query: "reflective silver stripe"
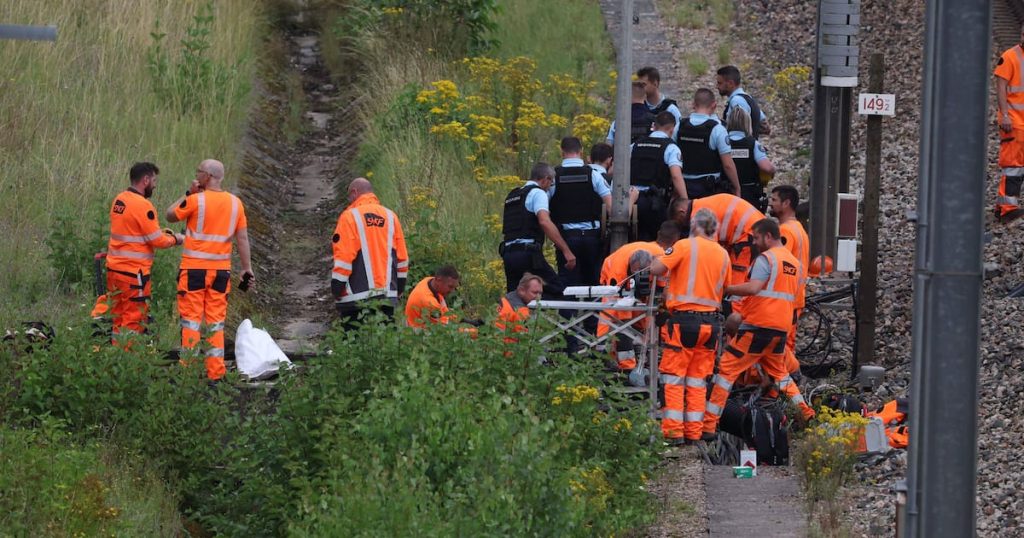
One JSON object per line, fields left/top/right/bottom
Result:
{"left": 396, "top": 260, "right": 409, "bottom": 269}
{"left": 706, "top": 402, "right": 723, "bottom": 415}
{"left": 331, "top": 273, "right": 349, "bottom": 283}
{"left": 684, "top": 376, "right": 705, "bottom": 388}
{"left": 209, "top": 322, "right": 225, "bottom": 332}
{"left": 790, "top": 394, "right": 806, "bottom": 405}
{"left": 617, "top": 350, "right": 636, "bottom": 360}
{"left": 182, "top": 249, "right": 231, "bottom": 261}
{"left": 1002, "top": 167, "right": 1024, "bottom": 176}
{"left": 758, "top": 290, "right": 796, "bottom": 301}
{"left": 718, "top": 197, "right": 740, "bottom": 242}
{"left": 108, "top": 249, "right": 154, "bottom": 260}
{"left": 337, "top": 289, "right": 386, "bottom": 303}
{"left": 135, "top": 273, "right": 145, "bottom": 299}
{"left": 1010, "top": 102, "right": 1024, "bottom": 110}
{"left": 731, "top": 208, "right": 757, "bottom": 244}
{"left": 686, "top": 237, "right": 699, "bottom": 297}
{"left": 180, "top": 319, "right": 202, "bottom": 331}
{"left": 383, "top": 209, "right": 395, "bottom": 294}
{"left": 660, "top": 374, "right": 685, "bottom": 386}
{"left": 714, "top": 248, "right": 730, "bottom": 297}
{"left": 684, "top": 411, "right": 705, "bottom": 422}
{"left": 226, "top": 195, "right": 239, "bottom": 239}
{"left": 778, "top": 376, "right": 793, "bottom": 389}
{"left": 196, "top": 193, "right": 206, "bottom": 234}
{"left": 663, "top": 409, "right": 687, "bottom": 421}
{"left": 668, "top": 293, "right": 721, "bottom": 308}
{"left": 1012, "top": 47, "right": 1024, "bottom": 92}
{"left": 998, "top": 195, "right": 1019, "bottom": 205}
{"left": 186, "top": 229, "right": 231, "bottom": 242}
{"left": 763, "top": 250, "right": 780, "bottom": 291}
{"left": 334, "top": 260, "right": 352, "bottom": 271}
{"left": 714, "top": 375, "right": 733, "bottom": 392}
{"left": 110, "top": 230, "right": 165, "bottom": 243}
{"left": 207, "top": 348, "right": 225, "bottom": 358}
{"left": 351, "top": 208, "right": 376, "bottom": 288}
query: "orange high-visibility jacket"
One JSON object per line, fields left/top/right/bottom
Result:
{"left": 741, "top": 246, "right": 800, "bottom": 332}
{"left": 332, "top": 193, "right": 409, "bottom": 304}
{"left": 495, "top": 292, "right": 531, "bottom": 336}
{"left": 600, "top": 241, "right": 665, "bottom": 287}
{"left": 867, "top": 399, "right": 908, "bottom": 426}
{"left": 405, "top": 277, "right": 450, "bottom": 329}
{"left": 692, "top": 193, "right": 762, "bottom": 247}
{"left": 780, "top": 219, "right": 809, "bottom": 308}
{"left": 173, "top": 191, "right": 247, "bottom": 270}
{"left": 995, "top": 44, "right": 1024, "bottom": 127}
{"left": 660, "top": 236, "right": 731, "bottom": 313}
{"left": 106, "top": 188, "right": 177, "bottom": 274}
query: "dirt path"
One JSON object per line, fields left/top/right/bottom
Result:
{"left": 270, "top": 15, "right": 354, "bottom": 354}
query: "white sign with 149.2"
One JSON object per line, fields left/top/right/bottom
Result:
{"left": 858, "top": 93, "right": 895, "bottom": 116}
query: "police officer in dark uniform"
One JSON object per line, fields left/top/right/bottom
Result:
{"left": 727, "top": 108, "right": 776, "bottom": 211}
{"left": 630, "top": 111, "right": 686, "bottom": 241}
{"left": 500, "top": 162, "right": 574, "bottom": 297}
{"left": 716, "top": 65, "right": 771, "bottom": 139}
{"left": 550, "top": 137, "right": 613, "bottom": 288}
{"left": 678, "top": 88, "right": 740, "bottom": 199}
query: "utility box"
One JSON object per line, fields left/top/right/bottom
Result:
{"left": 818, "top": 0, "right": 861, "bottom": 87}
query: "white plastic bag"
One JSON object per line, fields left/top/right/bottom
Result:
{"left": 235, "top": 319, "right": 292, "bottom": 379}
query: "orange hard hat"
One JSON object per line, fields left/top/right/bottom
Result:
{"left": 809, "top": 255, "right": 833, "bottom": 277}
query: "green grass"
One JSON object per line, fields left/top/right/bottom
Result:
{"left": 491, "top": 0, "right": 614, "bottom": 78}
{"left": 717, "top": 42, "right": 732, "bottom": 64}
{"left": 672, "top": 3, "right": 706, "bottom": 29}
{"left": 0, "top": 0, "right": 264, "bottom": 322}
{"left": 664, "top": 0, "right": 734, "bottom": 30}
{"left": 685, "top": 52, "right": 710, "bottom": 76}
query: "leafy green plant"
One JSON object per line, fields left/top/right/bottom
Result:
{"left": 717, "top": 42, "right": 732, "bottom": 65}
{"left": 685, "top": 52, "right": 710, "bottom": 76}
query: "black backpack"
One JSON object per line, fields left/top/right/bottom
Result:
{"left": 719, "top": 394, "right": 789, "bottom": 466}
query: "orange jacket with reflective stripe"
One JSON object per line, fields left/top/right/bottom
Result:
{"left": 495, "top": 293, "right": 531, "bottom": 337}
{"left": 106, "top": 188, "right": 177, "bottom": 274}
{"left": 332, "top": 193, "right": 409, "bottom": 303}
{"left": 405, "top": 277, "right": 450, "bottom": 329}
{"left": 780, "top": 219, "right": 809, "bottom": 308}
{"left": 173, "top": 190, "right": 247, "bottom": 270}
{"left": 692, "top": 194, "right": 762, "bottom": 247}
{"left": 742, "top": 246, "right": 800, "bottom": 332}
{"left": 995, "top": 45, "right": 1024, "bottom": 126}
{"left": 660, "top": 236, "right": 731, "bottom": 312}
{"left": 599, "top": 241, "right": 665, "bottom": 286}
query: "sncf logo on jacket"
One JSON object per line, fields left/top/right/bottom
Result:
{"left": 364, "top": 213, "right": 386, "bottom": 227}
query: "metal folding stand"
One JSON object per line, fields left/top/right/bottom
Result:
{"left": 528, "top": 285, "right": 661, "bottom": 417}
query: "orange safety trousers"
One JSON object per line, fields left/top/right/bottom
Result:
{"left": 177, "top": 269, "right": 230, "bottom": 380}
{"left": 997, "top": 128, "right": 1024, "bottom": 217}
{"left": 703, "top": 328, "right": 815, "bottom": 435}
{"left": 597, "top": 311, "right": 645, "bottom": 370}
{"left": 660, "top": 313, "right": 720, "bottom": 441}
{"left": 107, "top": 270, "right": 151, "bottom": 348}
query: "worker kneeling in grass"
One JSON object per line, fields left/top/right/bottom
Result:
{"left": 405, "top": 265, "right": 461, "bottom": 329}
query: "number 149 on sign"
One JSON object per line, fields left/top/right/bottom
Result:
{"left": 858, "top": 93, "right": 896, "bottom": 116}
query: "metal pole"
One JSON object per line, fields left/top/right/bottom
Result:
{"left": 608, "top": 0, "right": 633, "bottom": 252}
{"left": 906, "top": 1, "right": 988, "bottom": 536}
{"left": 854, "top": 53, "right": 884, "bottom": 378}
{"left": 0, "top": 24, "right": 57, "bottom": 42}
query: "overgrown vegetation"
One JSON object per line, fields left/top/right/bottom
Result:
{"left": 0, "top": 0, "right": 262, "bottom": 322}
{"left": 767, "top": 65, "right": 813, "bottom": 134}
{"left": 797, "top": 407, "right": 868, "bottom": 537}
{"left": 665, "top": 0, "right": 734, "bottom": 30}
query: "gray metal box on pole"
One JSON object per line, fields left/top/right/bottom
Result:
{"left": 810, "top": 0, "right": 859, "bottom": 260}
{"left": 906, "top": 1, "right": 988, "bottom": 536}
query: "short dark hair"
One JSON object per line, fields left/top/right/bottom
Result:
{"left": 129, "top": 162, "right": 159, "bottom": 183}
{"left": 636, "top": 66, "right": 660, "bottom": 84}
{"left": 590, "top": 143, "right": 613, "bottom": 164}
{"left": 716, "top": 65, "right": 741, "bottom": 85}
{"left": 752, "top": 218, "right": 781, "bottom": 240}
{"left": 631, "top": 80, "right": 647, "bottom": 98}
{"left": 693, "top": 88, "right": 716, "bottom": 108}
{"left": 771, "top": 185, "right": 800, "bottom": 209}
{"left": 654, "top": 111, "right": 677, "bottom": 128}
{"left": 435, "top": 265, "right": 460, "bottom": 280}
{"left": 530, "top": 162, "right": 555, "bottom": 181}
{"left": 560, "top": 137, "right": 583, "bottom": 154}
{"left": 657, "top": 220, "right": 682, "bottom": 244}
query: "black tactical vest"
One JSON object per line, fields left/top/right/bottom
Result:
{"left": 630, "top": 135, "right": 673, "bottom": 190}
{"left": 630, "top": 103, "right": 657, "bottom": 143}
{"left": 723, "top": 93, "right": 764, "bottom": 139}
{"left": 678, "top": 118, "right": 722, "bottom": 177}
{"left": 730, "top": 135, "right": 760, "bottom": 188}
{"left": 502, "top": 184, "right": 544, "bottom": 244}
{"left": 550, "top": 165, "right": 603, "bottom": 226}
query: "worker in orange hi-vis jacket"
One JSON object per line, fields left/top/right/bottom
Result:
{"left": 650, "top": 208, "right": 730, "bottom": 444}
{"left": 703, "top": 218, "right": 814, "bottom": 441}
{"left": 405, "top": 265, "right": 460, "bottom": 329}
{"left": 332, "top": 177, "right": 409, "bottom": 329}
{"left": 769, "top": 185, "right": 809, "bottom": 377}
{"left": 166, "top": 159, "right": 253, "bottom": 381}
{"left": 495, "top": 272, "right": 544, "bottom": 345}
{"left": 994, "top": 25, "right": 1024, "bottom": 223}
{"left": 104, "top": 162, "right": 183, "bottom": 347}
{"left": 596, "top": 220, "right": 681, "bottom": 371}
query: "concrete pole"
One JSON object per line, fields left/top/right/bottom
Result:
{"left": 0, "top": 24, "right": 57, "bottom": 42}
{"left": 854, "top": 53, "right": 884, "bottom": 378}
{"left": 608, "top": 0, "right": 633, "bottom": 252}
{"left": 906, "top": 1, "right": 988, "bottom": 536}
